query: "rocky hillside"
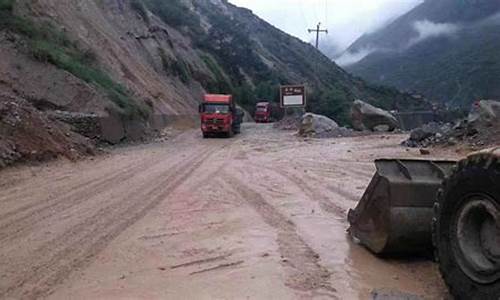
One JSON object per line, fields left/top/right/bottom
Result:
{"left": 344, "top": 0, "right": 500, "bottom": 107}
{"left": 0, "top": 0, "right": 421, "bottom": 167}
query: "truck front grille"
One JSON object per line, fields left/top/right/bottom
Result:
{"left": 206, "top": 119, "right": 225, "bottom": 125}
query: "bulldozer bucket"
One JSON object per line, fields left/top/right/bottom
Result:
{"left": 348, "top": 159, "right": 457, "bottom": 255}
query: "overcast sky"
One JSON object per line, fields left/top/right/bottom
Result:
{"left": 229, "top": 0, "right": 423, "bottom": 55}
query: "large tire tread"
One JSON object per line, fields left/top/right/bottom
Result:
{"left": 433, "top": 153, "right": 500, "bottom": 300}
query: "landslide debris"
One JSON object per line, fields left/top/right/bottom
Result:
{"left": 298, "top": 113, "right": 356, "bottom": 138}
{"left": 0, "top": 93, "right": 94, "bottom": 168}
{"left": 403, "top": 100, "right": 500, "bottom": 149}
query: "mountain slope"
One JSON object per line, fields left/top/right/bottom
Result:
{"left": 0, "top": 0, "right": 423, "bottom": 167}
{"left": 3, "top": 0, "right": 421, "bottom": 121}
{"left": 344, "top": 0, "right": 500, "bottom": 107}
{"left": 149, "top": 0, "right": 424, "bottom": 123}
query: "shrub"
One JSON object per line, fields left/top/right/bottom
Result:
{"left": 144, "top": 0, "right": 201, "bottom": 32}
{"left": 0, "top": 0, "right": 14, "bottom": 11}
{"left": 200, "top": 54, "right": 233, "bottom": 93}
{"left": 130, "top": 0, "right": 150, "bottom": 24}
{"left": 158, "top": 48, "right": 191, "bottom": 84}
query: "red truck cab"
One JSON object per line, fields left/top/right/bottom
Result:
{"left": 199, "top": 94, "right": 242, "bottom": 138}
{"left": 254, "top": 102, "right": 272, "bottom": 123}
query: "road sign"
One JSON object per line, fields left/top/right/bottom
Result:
{"left": 280, "top": 85, "right": 306, "bottom": 108}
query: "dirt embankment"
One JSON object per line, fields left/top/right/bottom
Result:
{"left": 0, "top": 93, "right": 95, "bottom": 168}
{"left": 0, "top": 124, "right": 460, "bottom": 299}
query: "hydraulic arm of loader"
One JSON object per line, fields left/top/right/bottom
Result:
{"left": 348, "top": 159, "right": 457, "bottom": 255}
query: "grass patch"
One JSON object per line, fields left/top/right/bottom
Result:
{"left": 158, "top": 48, "right": 191, "bottom": 84}
{"left": 0, "top": 0, "right": 14, "bottom": 11}
{"left": 200, "top": 54, "right": 233, "bottom": 93}
{"left": 1, "top": 1, "right": 149, "bottom": 119}
{"left": 143, "top": 0, "right": 201, "bottom": 33}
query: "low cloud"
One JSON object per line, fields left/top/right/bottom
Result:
{"left": 408, "top": 20, "right": 460, "bottom": 47}
{"left": 334, "top": 20, "right": 460, "bottom": 66}
{"left": 335, "top": 48, "right": 376, "bottom": 67}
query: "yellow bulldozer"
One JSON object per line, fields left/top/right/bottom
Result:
{"left": 348, "top": 148, "right": 500, "bottom": 299}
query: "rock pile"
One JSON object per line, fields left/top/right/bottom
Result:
{"left": 403, "top": 100, "right": 500, "bottom": 148}
{"left": 0, "top": 93, "right": 94, "bottom": 168}
{"left": 298, "top": 113, "right": 355, "bottom": 138}
{"left": 403, "top": 122, "right": 456, "bottom": 148}
{"left": 274, "top": 114, "right": 302, "bottom": 131}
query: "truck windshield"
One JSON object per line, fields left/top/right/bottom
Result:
{"left": 256, "top": 106, "right": 268, "bottom": 112}
{"left": 203, "top": 104, "right": 230, "bottom": 114}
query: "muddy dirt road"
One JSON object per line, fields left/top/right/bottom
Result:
{"left": 0, "top": 124, "right": 460, "bottom": 299}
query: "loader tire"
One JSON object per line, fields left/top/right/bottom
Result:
{"left": 433, "top": 154, "right": 500, "bottom": 299}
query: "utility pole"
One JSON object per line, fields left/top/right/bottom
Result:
{"left": 308, "top": 22, "right": 328, "bottom": 49}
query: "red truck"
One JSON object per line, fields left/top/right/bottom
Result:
{"left": 254, "top": 102, "right": 272, "bottom": 123}
{"left": 199, "top": 94, "right": 242, "bottom": 138}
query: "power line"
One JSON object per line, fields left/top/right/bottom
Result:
{"left": 325, "top": 0, "right": 328, "bottom": 25}
{"left": 297, "top": 0, "right": 309, "bottom": 27}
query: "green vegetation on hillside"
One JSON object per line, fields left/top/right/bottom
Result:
{"left": 125, "top": 0, "right": 420, "bottom": 124}
{"left": 142, "top": 0, "right": 202, "bottom": 35}
{"left": 0, "top": 0, "right": 149, "bottom": 119}
{"left": 349, "top": 21, "right": 500, "bottom": 107}
{"left": 158, "top": 48, "right": 192, "bottom": 84}
{"left": 347, "top": 0, "right": 500, "bottom": 108}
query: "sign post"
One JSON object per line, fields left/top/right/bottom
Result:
{"left": 280, "top": 85, "right": 306, "bottom": 116}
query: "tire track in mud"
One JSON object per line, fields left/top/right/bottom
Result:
{"left": 0, "top": 141, "right": 189, "bottom": 208}
{"left": 0, "top": 143, "right": 220, "bottom": 299}
{"left": 280, "top": 169, "right": 348, "bottom": 218}
{"left": 296, "top": 159, "right": 374, "bottom": 180}
{"left": 223, "top": 174, "right": 338, "bottom": 298}
{"left": 0, "top": 148, "right": 188, "bottom": 245}
{"left": 255, "top": 164, "right": 350, "bottom": 219}
{"left": 0, "top": 153, "right": 160, "bottom": 219}
{"left": 0, "top": 152, "right": 151, "bottom": 202}
{"left": 0, "top": 131, "right": 196, "bottom": 203}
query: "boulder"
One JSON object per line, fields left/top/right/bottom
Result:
{"left": 468, "top": 100, "right": 500, "bottom": 132}
{"left": 299, "top": 113, "right": 339, "bottom": 137}
{"left": 409, "top": 122, "right": 442, "bottom": 142}
{"left": 351, "top": 100, "right": 399, "bottom": 131}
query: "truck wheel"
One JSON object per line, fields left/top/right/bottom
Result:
{"left": 227, "top": 128, "right": 234, "bottom": 138}
{"left": 433, "top": 154, "right": 500, "bottom": 299}
{"left": 203, "top": 132, "right": 209, "bottom": 139}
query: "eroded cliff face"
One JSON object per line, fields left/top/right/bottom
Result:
{"left": 13, "top": 0, "right": 208, "bottom": 116}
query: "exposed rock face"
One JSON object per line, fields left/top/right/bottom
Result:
{"left": 351, "top": 100, "right": 399, "bottom": 131}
